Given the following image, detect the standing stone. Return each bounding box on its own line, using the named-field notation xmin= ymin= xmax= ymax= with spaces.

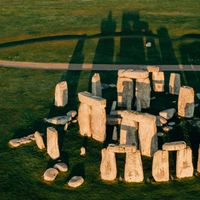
xmin=176 ymin=146 xmax=194 ymax=178
xmin=92 ymin=73 xmax=102 ymax=97
xmin=197 ymin=145 xmax=200 ymax=173
xmin=47 ymin=127 xmax=60 ymax=160
xmin=138 ymin=114 xmax=157 ymax=157
xmin=34 ymin=131 xmax=45 ymax=150
xmin=159 ymin=108 xmax=176 ymax=120
xmin=135 ymin=97 xmax=141 ymax=112
xmin=152 ymin=150 xmax=169 ymax=182
xmin=124 ymin=150 xmax=144 ymax=183
xmin=112 ymin=126 xmax=118 ymax=141
xmin=54 ymin=81 xmax=68 ymax=107
xmin=117 ymin=77 xmax=133 ymax=109
xmin=169 ymin=73 xmax=181 ymax=95
xmin=147 ymin=66 xmax=160 ymax=73
xmin=43 ymin=168 xmax=59 ymax=181
xmin=135 ymin=78 xmax=151 ymax=109
xmin=110 ymin=101 xmax=117 ymax=115
xmin=152 ymin=72 xmax=165 ymax=92
xmin=78 ymin=103 xmax=92 ymax=137
xmin=91 ymin=105 xmax=106 ymax=142
xmin=178 ymin=86 xmax=194 ymax=118
xmin=100 ymin=148 xmax=117 ymax=181
xmin=120 ymin=117 xmax=139 ymax=147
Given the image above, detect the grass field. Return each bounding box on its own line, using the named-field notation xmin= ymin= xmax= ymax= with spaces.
xmin=1 ymin=68 xmax=200 ymax=199
xmin=0 ymin=0 xmax=199 ymax=64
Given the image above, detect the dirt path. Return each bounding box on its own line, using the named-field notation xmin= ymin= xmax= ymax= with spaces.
xmin=0 ymin=60 xmax=200 ymax=71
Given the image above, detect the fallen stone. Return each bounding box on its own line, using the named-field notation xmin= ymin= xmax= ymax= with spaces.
xmin=124 ymin=151 xmax=144 ymax=183
xmin=68 ymin=176 xmax=84 ymax=188
xmin=178 ymin=86 xmax=194 ymax=118
xmin=8 ymin=139 xmax=21 ymax=148
xmin=72 ymin=119 xmax=78 ymax=123
xmin=55 ymin=81 xmax=68 ymax=107
xmin=162 ymin=126 xmax=173 ymax=132
xmin=34 ymin=131 xmax=45 ymax=150
xmin=169 ymin=73 xmax=181 ymax=95
xmin=156 ymin=116 xmax=168 ymax=127
xmin=152 ymin=150 xmax=169 ymax=182
xmin=100 ymin=148 xmax=117 ymax=181
xmin=118 ymin=69 xmax=149 ymax=79
xmin=43 ymin=168 xmax=59 ymax=181
xmin=44 ymin=116 xmax=71 ymax=125
xmin=168 ymin=122 xmax=176 ymax=126
xmin=92 ymin=73 xmax=102 ymax=97
xmin=152 ymin=72 xmax=165 ymax=92
xmin=47 ymin=127 xmax=60 ymax=160
xmin=64 ymin=123 xmax=70 ymax=131
xmin=67 ymin=110 xmax=77 ymax=118
xmin=54 ymin=162 xmax=68 ymax=172
xmin=176 ymin=146 xmax=194 ymax=178
xmin=80 ymin=147 xmax=86 ymax=156
xmin=157 ymin=132 xmax=164 ymax=137
xmin=159 ymin=108 xmax=176 ymax=120
xmin=162 ymin=141 xmax=186 ymax=151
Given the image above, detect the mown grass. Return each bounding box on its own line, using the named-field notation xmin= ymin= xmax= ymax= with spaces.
xmin=1 ymin=68 xmax=200 ymax=200
xmin=0 ymin=0 xmax=199 ymax=64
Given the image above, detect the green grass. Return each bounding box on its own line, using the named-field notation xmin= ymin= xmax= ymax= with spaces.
xmin=0 ymin=0 xmax=199 ymax=64
xmin=1 ymin=68 xmax=200 ymax=199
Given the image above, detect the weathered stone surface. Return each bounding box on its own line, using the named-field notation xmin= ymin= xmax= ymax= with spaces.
xmin=78 ymin=91 xmax=106 ymax=107
xmin=100 ymin=148 xmax=117 ymax=181
xmin=55 ymin=81 xmax=68 ymax=107
xmin=43 ymin=168 xmax=59 ymax=181
xmin=168 ymin=122 xmax=176 ymax=126
xmin=110 ymin=101 xmax=117 ymax=114
xmin=67 ymin=110 xmax=77 ymax=118
xmin=124 ymin=150 xmax=144 ymax=183
xmin=162 ymin=126 xmax=173 ymax=132
xmin=9 ymin=139 xmax=21 ymax=148
xmin=107 ymin=144 xmax=137 ymax=153
xmin=156 ymin=116 xmax=167 ymax=127
xmin=118 ymin=69 xmax=149 ymax=79
xmin=78 ymin=103 xmax=92 ymax=137
xmin=138 ymin=114 xmax=157 ymax=157
xmin=162 ymin=141 xmax=186 ymax=151
xmin=47 ymin=127 xmax=60 ymax=160
xmin=159 ymin=108 xmax=176 ymax=120
xmin=147 ymin=66 xmax=160 ymax=73
xmin=54 ymin=162 xmax=68 ymax=172
xmin=80 ymin=147 xmax=86 ymax=156
xmin=169 ymin=73 xmax=181 ymax=95
xmin=152 ymin=72 xmax=165 ymax=92
xmin=34 ymin=131 xmax=45 ymax=150
xmin=44 ymin=116 xmax=71 ymax=125
xmin=135 ymin=78 xmax=151 ymax=109
xmin=64 ymin=122 xmax=70 ymax=131
xmin=106 ymin=115 xmax=122 ymax=125
xmin=91 ymin=106 xmax=106 ymax=142
xmin=117 ymin=77 xmax=133 ymax=109
xmin=92 ymin=73 xmax=102 ymax=97
xmin=120 ymin=116 xmax=139 ymax=147
xmin=176 ymin=146 xmax=194 ymax=178
xmin=135 ymin=97 xmax=141 ymax=112
xmin=197 ymin=145 xmax=200 ymax=173
xmin=68 ymin=176 xmax=84 ymax=188
xmin=112 ymin=126 xmax=118 ymax=141
xmin=152 ymin=150 xmax=169 ymax=182
xmin=178 ymin=86 xmax=194 ymax=118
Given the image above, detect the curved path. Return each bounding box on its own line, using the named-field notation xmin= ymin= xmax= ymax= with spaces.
xmin=0 ymin=32 xmax=199 ymax=49
xmin=0 ymin=60 xmax=200 ymax=71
